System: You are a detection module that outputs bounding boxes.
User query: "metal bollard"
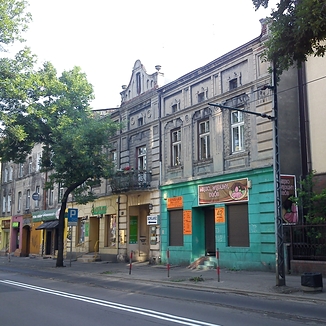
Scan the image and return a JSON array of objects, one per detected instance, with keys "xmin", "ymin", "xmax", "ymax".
[
  {"xmin": 216, "ymin": 248, "xmax": 220, "ymax": 282},
  {"xmin": 167, "ymin": 249, "xmax": 170, "ymax": 278},
  {"xmin": 129, "ymin": 251, "xmax": 133, "ymax": 275}
]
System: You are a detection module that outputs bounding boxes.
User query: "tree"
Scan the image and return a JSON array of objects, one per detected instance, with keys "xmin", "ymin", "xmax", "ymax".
[
  {"xmin": 0, "ymin": 58, "xmax": 119, "ymax": 267},
  {"xmin": 0, "ymin": 0, "xmax": 31, "ymax": 50},
  {"xmin": 253, "ymin": 0, "xmax": 326, "ymax": 76},
  {"xmin": 293, "ymin": 172, "xmax": 326, "ymax": 225}
]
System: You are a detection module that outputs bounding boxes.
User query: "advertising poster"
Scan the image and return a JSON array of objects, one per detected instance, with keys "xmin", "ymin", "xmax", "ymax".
[
  {"xmin": 281, "ymin": 175, "xmax": 298, "ymax": 224},
  {"xmin": 183, "ymin": 210, "xmax": 192, "ymax": 235}
]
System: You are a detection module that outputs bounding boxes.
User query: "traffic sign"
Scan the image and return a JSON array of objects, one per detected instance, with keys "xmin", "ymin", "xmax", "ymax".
[
  {"xmin": 68, "ymin": 208, "xmax": 78, "ymax": 226},
  {"xmin": 32, "ymin": 192, "xmax": 40, "ymax": 201},
  {"xmin": 147, "ymin": 215, "xmax": 159, "ymax": 225}
]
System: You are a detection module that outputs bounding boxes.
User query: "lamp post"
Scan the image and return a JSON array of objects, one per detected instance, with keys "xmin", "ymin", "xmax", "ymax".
[{"xmin": 208, "ymin": 76, "xmax": 286, "ymax": 286}]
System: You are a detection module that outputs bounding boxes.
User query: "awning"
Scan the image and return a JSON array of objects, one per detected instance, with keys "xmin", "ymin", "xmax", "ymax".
[{"xmin": 36, "ymin": 220, "xmax": 59, "ymax": 230}]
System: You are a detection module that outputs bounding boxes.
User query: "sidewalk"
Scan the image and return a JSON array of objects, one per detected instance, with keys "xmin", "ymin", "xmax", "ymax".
[{"xmin": 0, "ymin": 255, "xmax": 325, "ymax": 303}]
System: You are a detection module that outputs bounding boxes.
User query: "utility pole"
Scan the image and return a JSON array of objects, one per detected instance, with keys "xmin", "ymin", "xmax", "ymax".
[
  {"xmin": 272, "ymin": 66, "xmax": 286, "ymax": 286},
  {"xmin": 208, "ymin": 77, "xmax": 286, "ymax": 286}
]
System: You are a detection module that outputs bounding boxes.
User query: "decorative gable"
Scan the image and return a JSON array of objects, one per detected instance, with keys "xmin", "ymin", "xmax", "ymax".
[{"xmin": 120, "ymin": 60, "xmax": 164, "ymax": 104}]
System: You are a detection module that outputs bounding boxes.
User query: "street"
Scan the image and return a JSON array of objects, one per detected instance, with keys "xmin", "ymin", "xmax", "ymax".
[{"xmin": 1, "ymin": 263, "xmax": 326, "ymax": 326}]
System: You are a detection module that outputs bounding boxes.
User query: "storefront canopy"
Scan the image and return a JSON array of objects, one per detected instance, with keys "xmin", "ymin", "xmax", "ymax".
[{"xmin": 36, "ymin": 220, "xmax": 59, "ymax": 230}]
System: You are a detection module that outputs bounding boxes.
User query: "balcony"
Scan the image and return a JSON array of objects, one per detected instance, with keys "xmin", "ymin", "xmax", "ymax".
[{"xmin": 109, "ymin": 170, "xmax": 152, "ymax": 193}]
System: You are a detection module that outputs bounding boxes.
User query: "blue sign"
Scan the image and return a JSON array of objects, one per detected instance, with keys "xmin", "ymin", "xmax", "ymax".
[{"xmin": 68, "ymin": 208, "xmax": 78, "ymax": 223}]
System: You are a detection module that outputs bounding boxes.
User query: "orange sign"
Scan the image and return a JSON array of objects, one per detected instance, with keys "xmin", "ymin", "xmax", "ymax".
[
  {"xmin": 215, "ymin": 207, "xmax": 225, "ymax": 223},
  {"xmin": 167, "ymin": 196, "xmax": 183, "ymax": 209},
  {"xmin": 183, "ymin": 210, "xmax": 192, "ymax": 235}
]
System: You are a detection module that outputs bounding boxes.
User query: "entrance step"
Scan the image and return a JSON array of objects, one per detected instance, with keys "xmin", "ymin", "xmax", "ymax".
[
  {"xmin": 77, "ymin": 253, "xmax": 101, "ymax": 263},
  {"xmin": 188, "ymin": 256, "xmax": 217, "ymax": 270}
]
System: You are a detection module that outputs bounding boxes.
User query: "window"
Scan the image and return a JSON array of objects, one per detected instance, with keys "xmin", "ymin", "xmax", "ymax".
[
  {"xmin": 28, "ymin": 157, "xmax": 32, "ymax": 174},
  {"xmin": 36, "ymin": 152, "xmax": 42, "ymax": 172},
  {"xmin": 169, "ymin": 210, "xmax": 183, "ymax": 246},
  {"xmin": 9, "ymin": 166, "xmax": 13, "ymax": 181},
  {"xmin": 231, "ymin": 110, "xmax": 244, "ymax": 152},
  {"xmin": 18, "ymin": 163, "xmax": 24, "ymax": 178},
  {"xmin": 138, "ymin": 117, "xmax": 143, "ymax": 126},
  {"xmin": 137, "ymin": 146, "xmax": 147, "ymax": 184},
  {"xmin": 137, "ymin": 146, "xmax": 147, "ymax": 171},
  {"xmin": 76, "ymin": 219, "xmax": 85, "ymax": 244},
  {"xmin": 136, "ymin": 72, "xmax": 141, "ymax": 94},
  {"xmin": 172, "ymin": 104, "xmax": 178, "ymax": 113},
  {"xmin": 4, "ymin": 168, "xmax": 8, "ymax": 182},
  {"xmin": 171, "ymin": 129, "xmax": 181, "ymax": 166},
  {"xmin": 17, "ymin": 191, "xmax": 22, "ymax": 212},
  {"xmin": 35, "ymin": 186, "xmax": 40, "ymax": 208},
  {"xmin": 26, "ymin": 189, "xmax": 30, "ymax": 209},
  {"xmin": 111, "ymin": 150, "xmax": 117, "ymax": 171},
  {"xmin": 49, "ymin": 189, "xmax": 54, "ymax": 206},
  {"xmin": 199, "ymin": 120, "xmax": 210, "ymax": 160},
  {"xmin": 7, "ymin": 194, "xmax": 11, "ymax": 213},
  {"xmin": 104, "ymin": 214, "xmax": 117, "ymax": 247},
  {"xmin": 229, "ymin": 78, "xmax": 238, "ymax": 90},
  {"xmin": 58, "ymin": 187, "xmax": 64, "ymax": 202},
  {"xmin": 2, "ymin": 192, "xmax": 5, "ymax": 213},
  {"xmin": 198, "ymin": 92, "xmax": 205, "ymax": 103},
  {"xmin": 227, "ymin": 204, "xmax": 249, "ymax": 247}
]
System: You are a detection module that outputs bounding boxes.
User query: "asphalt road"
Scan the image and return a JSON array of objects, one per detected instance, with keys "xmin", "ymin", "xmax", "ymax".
[{"xmin": 1, "ymin": 264, "xmax": 326, "ymax": 325}]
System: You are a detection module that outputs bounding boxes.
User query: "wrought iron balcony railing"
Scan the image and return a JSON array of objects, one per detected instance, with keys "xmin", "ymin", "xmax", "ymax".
[{"xmin": 109, "ymin": 170, "xmax": 152, "ymax": 193}]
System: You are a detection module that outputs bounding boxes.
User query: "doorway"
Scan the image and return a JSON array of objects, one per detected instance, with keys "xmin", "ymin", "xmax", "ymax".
[
  {"xmin": 89, "ymin": 217, "xmax": 99, "ymax": 253},
  {"xmin": 21, "ymin": 226, "xmax": 30, "ymax": 257},
  {"xmin": 204, "ymin": 207, "xmax": 216, "ymax": 256},
  {"xmin": 45, "ymin": 230, "xmax": 52, "ymax": 255}
]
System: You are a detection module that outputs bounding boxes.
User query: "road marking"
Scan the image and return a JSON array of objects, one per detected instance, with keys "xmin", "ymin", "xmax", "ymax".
[{"xmin": 1, "ymin": 280, "xmax": 221, "ymax": 326}]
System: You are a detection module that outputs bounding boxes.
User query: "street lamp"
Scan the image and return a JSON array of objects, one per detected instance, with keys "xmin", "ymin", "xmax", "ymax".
[{"xmin": 208, "ymin": 74, "xmax": 286, "ymax": 286}]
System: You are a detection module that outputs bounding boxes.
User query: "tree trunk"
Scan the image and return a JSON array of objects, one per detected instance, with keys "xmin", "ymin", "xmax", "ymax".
[
  {"xmin": 56, "ymin": 197, "xmax": 67, "ymax": 267},
  {"xmin": 55, "ymin": 180, "xmax": 88, "ymax": 267}
]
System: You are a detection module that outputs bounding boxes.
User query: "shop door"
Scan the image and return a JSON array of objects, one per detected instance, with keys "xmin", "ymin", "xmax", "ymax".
[
  {"xmin": 21, "ymin": 226, "xmax": 30, "ymax": 257},
  {"xmin": 89, "ymin": 217, "xmax": 99, "ymax": 253},
  {"xmin": 204, "ymin": 207, "xmax": 216, "ymax": 256},
  {"xmin": 45, "ymin": 230, "xmax": 52, "ymax": 255}
]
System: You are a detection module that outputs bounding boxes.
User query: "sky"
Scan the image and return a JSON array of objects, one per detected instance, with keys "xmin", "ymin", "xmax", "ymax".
[{"xmin": 12, "ymin": 0, "xmax": 278, "ymax": 110}]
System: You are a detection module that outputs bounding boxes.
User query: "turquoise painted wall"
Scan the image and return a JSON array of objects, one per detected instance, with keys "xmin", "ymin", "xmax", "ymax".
[{"xmin": 160, "ymin": 166, "xmax": 276, "ymax": 271}]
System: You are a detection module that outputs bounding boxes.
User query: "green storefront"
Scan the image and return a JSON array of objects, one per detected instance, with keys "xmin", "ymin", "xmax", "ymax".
[{"xmin": 160, "ymin": 166, "xmax": 276, "ymax": 271}]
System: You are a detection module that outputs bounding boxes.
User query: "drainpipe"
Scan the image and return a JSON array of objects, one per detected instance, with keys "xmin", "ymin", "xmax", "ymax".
[{"xmin": 297, "ymin": 64, "xmax": 311, "ymax": 178}]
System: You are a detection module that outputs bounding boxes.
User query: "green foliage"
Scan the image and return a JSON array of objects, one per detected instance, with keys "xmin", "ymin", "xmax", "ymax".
[
  {"xmin": 0, "ymin": 34, "xmax": 119, "ymax": 268},
  {"xmin": 253, "ymin": 0, "xmax": 326, "ymax": 76},
  {"xmin": 189, "ymin": 275, "xmax": 204, "ymax": 283},
  {"xmin": 0, "ymin": 0, "xmax": 31, "ymax": 48},
  {"xmin": 294, "ymin": 172, "xmax": 326, "ymax": 225},
  {"xmin": 0, "ymin": 0, "xmax": 120, "ymax": 267}
]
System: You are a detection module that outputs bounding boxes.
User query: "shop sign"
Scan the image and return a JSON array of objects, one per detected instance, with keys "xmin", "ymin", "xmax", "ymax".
[
  {"xmin": 32, "ymin": 209, "xmax": 57, "ymax": 222},
  {"xmin": 91, "ymin": 205, "xmax": 107, "ymax": 215},
  {"xmin": 167, "ymin": 196, "xmax": 183, "ymax": 209},
  {"xmin": 1, "ymin": 220, "xmax": 10, "ymax": 229},
  {"xmin": 198, "ymin": 178, "xmax": 248, "ymax": 205},
  {"xmin": 12, "ymin": 221, "xmax": 20, "ymax": 228}
]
